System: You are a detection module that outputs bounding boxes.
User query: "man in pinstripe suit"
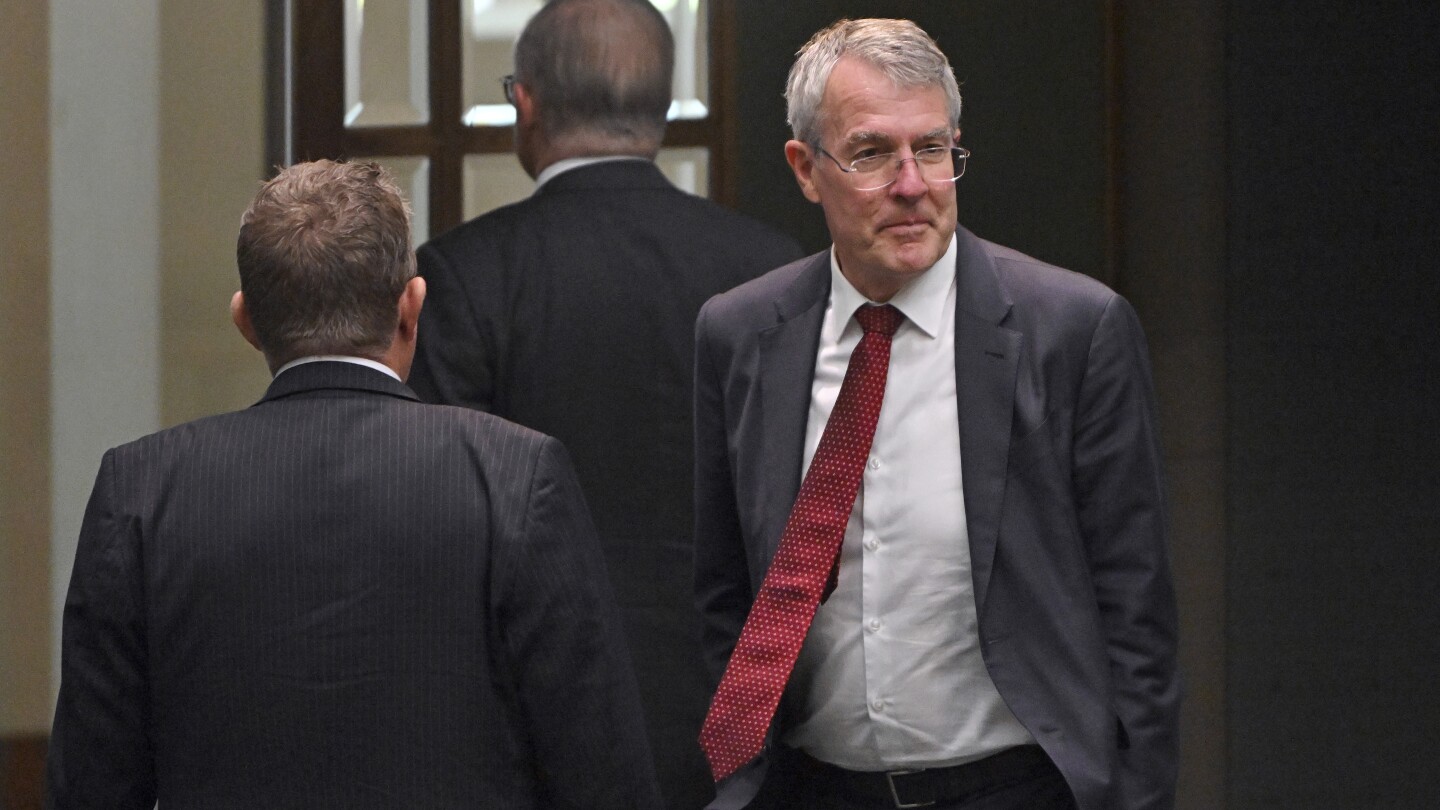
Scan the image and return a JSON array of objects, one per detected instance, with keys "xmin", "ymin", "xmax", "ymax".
[{"xmin": 46, "ymin": 160, "xmax": 662, "ymax": 809}]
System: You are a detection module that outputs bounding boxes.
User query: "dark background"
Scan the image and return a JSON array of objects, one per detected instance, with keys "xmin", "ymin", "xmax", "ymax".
[
  {"xmin": 5, "ymin": 3, "xmax": 1434, "ymax": 808},
  {"xmin": 1224, "ymin": 3, "xmax": 1440, "ymax": 807},
  {"xmin": 727, "ymin": 2, "xmax": 1440, "ymax": 808}
]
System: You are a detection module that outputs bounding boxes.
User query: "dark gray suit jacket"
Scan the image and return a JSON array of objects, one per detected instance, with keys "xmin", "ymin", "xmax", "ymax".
[
  {"xmin": 410, "ymin": 159, "xmax": 803, "ymax": 809},
  {"xmin": 693, "ymin": 227, "xmax": 1180, "ymax": 809},
  {"xmin": 48, "ymin": 361, "xmax": 661, "ymax": 809}
]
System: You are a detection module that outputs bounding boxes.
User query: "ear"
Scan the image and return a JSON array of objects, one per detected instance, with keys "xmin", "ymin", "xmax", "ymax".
[
  {"xmin": 785, "ymin": 139, "xmax": 823, "ymax": 204},
  {"xmin": 387, "ymin": 275, "xmax": 427, "ymax": 382},
  {"xmin": 397, "ymin": 275, "xmax": 426, "ymax": 343},
  {"xmin": 230, "ymin": 291, "xmax": 264, "ymax": 352},
  {"xmin": 513, "ymin": 82, "xmax": 537, "ymax": 130}
]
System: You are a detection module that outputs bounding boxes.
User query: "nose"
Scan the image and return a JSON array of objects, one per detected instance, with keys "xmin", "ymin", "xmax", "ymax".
[{"xmin": 888, "ymin": 154, "xmax": 928, "ymax": 198}]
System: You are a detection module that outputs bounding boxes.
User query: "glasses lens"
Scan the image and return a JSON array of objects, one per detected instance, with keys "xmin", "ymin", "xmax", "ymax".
[
  {"xmin": 840, "ymin": 147, "xmax": 969, "ymax": 191},
  {"xmin": 951, "ymin": 147, "xmax": 969, "ymax": 180}
]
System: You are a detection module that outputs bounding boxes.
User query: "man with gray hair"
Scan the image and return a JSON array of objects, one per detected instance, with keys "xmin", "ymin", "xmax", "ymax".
[
  {"xmin": 410, "ymin": 1, "xmax": 802, "ymax": 806},
  {"xmin": 47, "ymin": 159, "xmax": 662, "ymax": 809},
  {"xmin": 694, "ymin": 19, "xmax": 1179, "ymax": 809}
]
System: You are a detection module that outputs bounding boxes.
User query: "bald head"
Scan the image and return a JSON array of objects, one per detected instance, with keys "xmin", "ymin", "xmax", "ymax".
[{"xmin": 514, "ymin": 0, "xmax": 674, "ymax": 156}]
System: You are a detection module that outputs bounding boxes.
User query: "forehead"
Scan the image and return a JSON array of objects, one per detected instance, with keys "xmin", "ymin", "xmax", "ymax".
[{"xmin": 819, "ymin": 57, "xmax": 952, "ymax": 145}]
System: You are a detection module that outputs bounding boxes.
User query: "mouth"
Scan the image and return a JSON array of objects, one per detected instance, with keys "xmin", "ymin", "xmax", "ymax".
[{"xmin": 881, "ymin": 218, "xmax": 930, "ymax": 235}]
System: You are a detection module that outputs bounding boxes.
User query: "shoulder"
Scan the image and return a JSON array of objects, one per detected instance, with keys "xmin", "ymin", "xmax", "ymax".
[
  {"xmin": 699, "ymin": 251, "xmax": 826, "ymax": 334},
  {"xmin": 384, "ymin": 398, "xmax": 557, "ymax": 462},
  {"xmin": 114, "ymin": 395, "xmax": 554, "ymax": 469},
  {"xmin": 416, "ymin": 404, "xmax": 578, "ymax": 511},
  {"xmin": 420, "ymin": 197, "xmax": 534, "ymax": 263},
  {"xmin": 548, "ymin": 161, "xmax": 803, "ymax": 263},
  {"xmin": 985, "ymin": 238, "xmax": 1115, "ymax": 304},
  {"xmin": 104, "ymin": 408, "xmax": 248, "ymax": 468},
  {"xmin": 961, "ymin": 233, "xmax": 1150, "ymax": 376},
  {"xmin": 963, "ymin": 232, "xmax": 1125, "ymax": 334},
  {"xmin": 665, "ymin": 193, "xmax": 803, "ymax": 257}
]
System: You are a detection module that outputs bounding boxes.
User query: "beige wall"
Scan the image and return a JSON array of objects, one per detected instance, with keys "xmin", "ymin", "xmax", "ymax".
[
  {"xmin": 0, "ymin": 0, "xmax": 265, "ymax": 735},
  {"xmin": 0, "ymin": 0, "xmax": 54, "ymax": 735},
  {"xmin": 159, "ymin": 1, "xmax": 270, "ymax": 425}
]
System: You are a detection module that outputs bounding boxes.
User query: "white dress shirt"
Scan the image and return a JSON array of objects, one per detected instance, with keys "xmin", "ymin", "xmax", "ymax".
[
  {"xmin": 782, "ymin": 235, "xmax": 1034, "ymax": 770},
  {"xmin": 274, "ymin": 355, "xmax": 401, "ymax": 382}
]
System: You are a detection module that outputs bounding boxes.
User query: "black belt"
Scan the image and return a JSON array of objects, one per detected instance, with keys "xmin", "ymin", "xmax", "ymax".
[{"xmin": 790, "ymin": 745, "xmax": 1055, "ymax": 809}]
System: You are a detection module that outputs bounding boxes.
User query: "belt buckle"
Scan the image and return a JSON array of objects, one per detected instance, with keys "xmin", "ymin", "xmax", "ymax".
[{"xmin": 884, "ymin": 769, "xmax": 936, "ymax": 809}]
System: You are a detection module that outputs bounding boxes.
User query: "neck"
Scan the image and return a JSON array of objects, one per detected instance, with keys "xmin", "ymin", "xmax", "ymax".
[{"xmin": 533, "ymin": 133, "xmax": 658, "ymax": 175}]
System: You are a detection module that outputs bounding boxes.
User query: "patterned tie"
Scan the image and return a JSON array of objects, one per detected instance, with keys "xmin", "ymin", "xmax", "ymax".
[{"xmin": 699, "ymin": 303, "xmax": 902, "ymax": 782}]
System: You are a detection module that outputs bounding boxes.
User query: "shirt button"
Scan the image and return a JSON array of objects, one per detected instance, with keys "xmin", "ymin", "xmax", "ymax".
[
  {"xmin": 868, "ymin": 457, "xmax": 881, "ymax": 470},
  {"xmin": 871, "ymin": 699, "xmax": 884, "ymax": 712},
  {"xmin": 867, "ymin": 618, "xmax": 881, "ymax": 632},
  {"xmin": 864, "ymin": 538, "xmax": 879, "ymax": 551}
]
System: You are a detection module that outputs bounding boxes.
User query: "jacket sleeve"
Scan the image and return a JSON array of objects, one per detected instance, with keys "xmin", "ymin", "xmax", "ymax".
[
  {"xmin": 47, "ymin": 450, "xmax": 157, "ymax": 810},
  {"xmin": 691, "ymin": 299, "xmax": 754, "ymax": 688},
  {"xmin": 691, "ymin": 301, "xmax": 774, "ymax": 810},
  {"xmin": 494, "ymin": 436, "xmax": 663, "ymax": 810},
  {"xmin": 409, "ymin": 241, "xmax": 496, "ymax": 410},
  {"xmin": 1072, "ymin": 295, "xmax": 1181, "ymax": 809}
]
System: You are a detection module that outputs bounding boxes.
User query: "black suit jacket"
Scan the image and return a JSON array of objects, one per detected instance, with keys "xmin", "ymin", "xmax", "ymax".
[
  {"xmin": 694, "ymin": 228, "xmax": 1180, "ymax": 809},
  {"xmin": 48, "ymin": 361, "xmax": 661, "ymax": 809},
  {"xmin": 410, "ymin": 159, "xmax": 803, "ymax": 808}
]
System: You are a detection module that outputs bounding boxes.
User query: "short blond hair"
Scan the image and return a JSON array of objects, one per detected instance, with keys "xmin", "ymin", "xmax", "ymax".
[{"xmin": 236, "ymin": 160, "xmax": 414, "ymax": 366}]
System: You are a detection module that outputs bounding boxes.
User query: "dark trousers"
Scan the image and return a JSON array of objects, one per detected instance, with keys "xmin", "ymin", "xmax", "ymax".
[{"xmin": 752, "ymin": 745, "xmax": 1077, "ymax": 810}]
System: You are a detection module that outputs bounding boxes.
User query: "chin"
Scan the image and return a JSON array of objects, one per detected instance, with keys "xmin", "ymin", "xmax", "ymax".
[{"xmin": 889, "ymin": 242, "xmax": 945, "ymax": 274}]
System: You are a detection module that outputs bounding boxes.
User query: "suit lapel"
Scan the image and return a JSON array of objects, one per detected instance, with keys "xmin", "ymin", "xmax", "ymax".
[
  {"xmin": 952, "ymin": 228, "xmax": 1020, "ymax": 613},
  {"xmin": 756, "ymin": 254, "xmax": 830, "ymax": 566}
]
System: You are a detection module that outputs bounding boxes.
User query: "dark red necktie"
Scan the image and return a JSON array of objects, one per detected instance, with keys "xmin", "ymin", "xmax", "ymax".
[{"xmin": 699, "ymin": 303, "xmax": 902, "ymax": 781}]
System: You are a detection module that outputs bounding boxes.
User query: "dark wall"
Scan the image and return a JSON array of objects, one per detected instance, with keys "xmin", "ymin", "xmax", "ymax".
[
  {"xmin": 732, "ymin": 2, "xmax": 1109, "ymax": 280},
  {"xmin": 1225, "ymin": 4, "xmax": 1440, "ymax": 808}
]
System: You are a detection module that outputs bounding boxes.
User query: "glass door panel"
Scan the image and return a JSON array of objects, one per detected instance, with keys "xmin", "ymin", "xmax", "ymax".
[
  {"xmin": 281, "ymin": 0, "xmax": 734, "ymax": 237},
  {"xmin": 462, "ymin": 153, "xmax": 534, "ymax": 221},
  {"xmin": 656, "ymin": 147, "xmax": 709, "ymax": 196},
  {"xmin": 344, "ymin": 0, "xmax": 430, "ymax": 127},
  {"xmin": 460, "ymin": 0, "xmax": 540, "ymax": 127},
  {"xmin": 655, "ymin": 0, "xmax": 708, "ymax": 120},
  {"xmin": 358, "ymin": 155, "xmax": 432, "ymax": 243}
]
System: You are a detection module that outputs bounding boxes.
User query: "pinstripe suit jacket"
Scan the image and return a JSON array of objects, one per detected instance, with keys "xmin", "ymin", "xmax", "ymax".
[{"xmin": 47, "ymin": 361, "xmax": 662, "ymax": 809}]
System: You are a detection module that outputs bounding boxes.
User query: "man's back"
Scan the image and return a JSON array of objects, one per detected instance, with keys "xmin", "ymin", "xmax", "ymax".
[
  {"xmin": 410, "ymin": 160, "xmax": 803, "ymax": 806},
  {"xmin": 48, "ymin": 362, "xmax": 659, "ymax": 809}
]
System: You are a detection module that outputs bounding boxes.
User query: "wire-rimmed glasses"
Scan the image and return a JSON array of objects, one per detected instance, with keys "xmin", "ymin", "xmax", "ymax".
[{"xmin": 817, "ymin": 145, "xmax": 971, "ymax": 191}]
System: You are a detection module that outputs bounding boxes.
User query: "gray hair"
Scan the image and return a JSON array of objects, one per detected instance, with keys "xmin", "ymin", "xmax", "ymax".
[
  {"xmin": 514, "ymin": 0, "xmax": 674, "ymax": 150},
  {"xmin": 785, "ymin": 18, "xmax": 963, "ymax": 147},
  {"xmin": 236, "ymin": 159, "xmax": 415, "ymax": 367}
]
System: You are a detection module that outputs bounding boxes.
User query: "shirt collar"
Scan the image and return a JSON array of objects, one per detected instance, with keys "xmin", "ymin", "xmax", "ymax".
[
  {"xmin": 274, "ymin": 355, "xmax": 401, "ymax": 382},
  {"xmin": 533, "ymin": 155, "xmax": 649, "ymax": 193},
  {"xmin": 827, "ymin": 233, "xmax": 957, "ymax": 338}
]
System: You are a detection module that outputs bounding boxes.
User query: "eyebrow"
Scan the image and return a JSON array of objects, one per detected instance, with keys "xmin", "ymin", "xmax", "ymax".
[{"xmin": 841, "ymin": 127, "xmax": 954, "ymax": 149}]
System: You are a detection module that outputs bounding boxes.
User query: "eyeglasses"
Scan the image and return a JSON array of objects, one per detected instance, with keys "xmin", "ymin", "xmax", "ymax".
[
  {"xmin": 501, "ymin": 74, "xmax": 517, "ymax": 105},
  {"xmin": 817, "ymin": 145, "xmax": 971, "ymax": 191}
]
